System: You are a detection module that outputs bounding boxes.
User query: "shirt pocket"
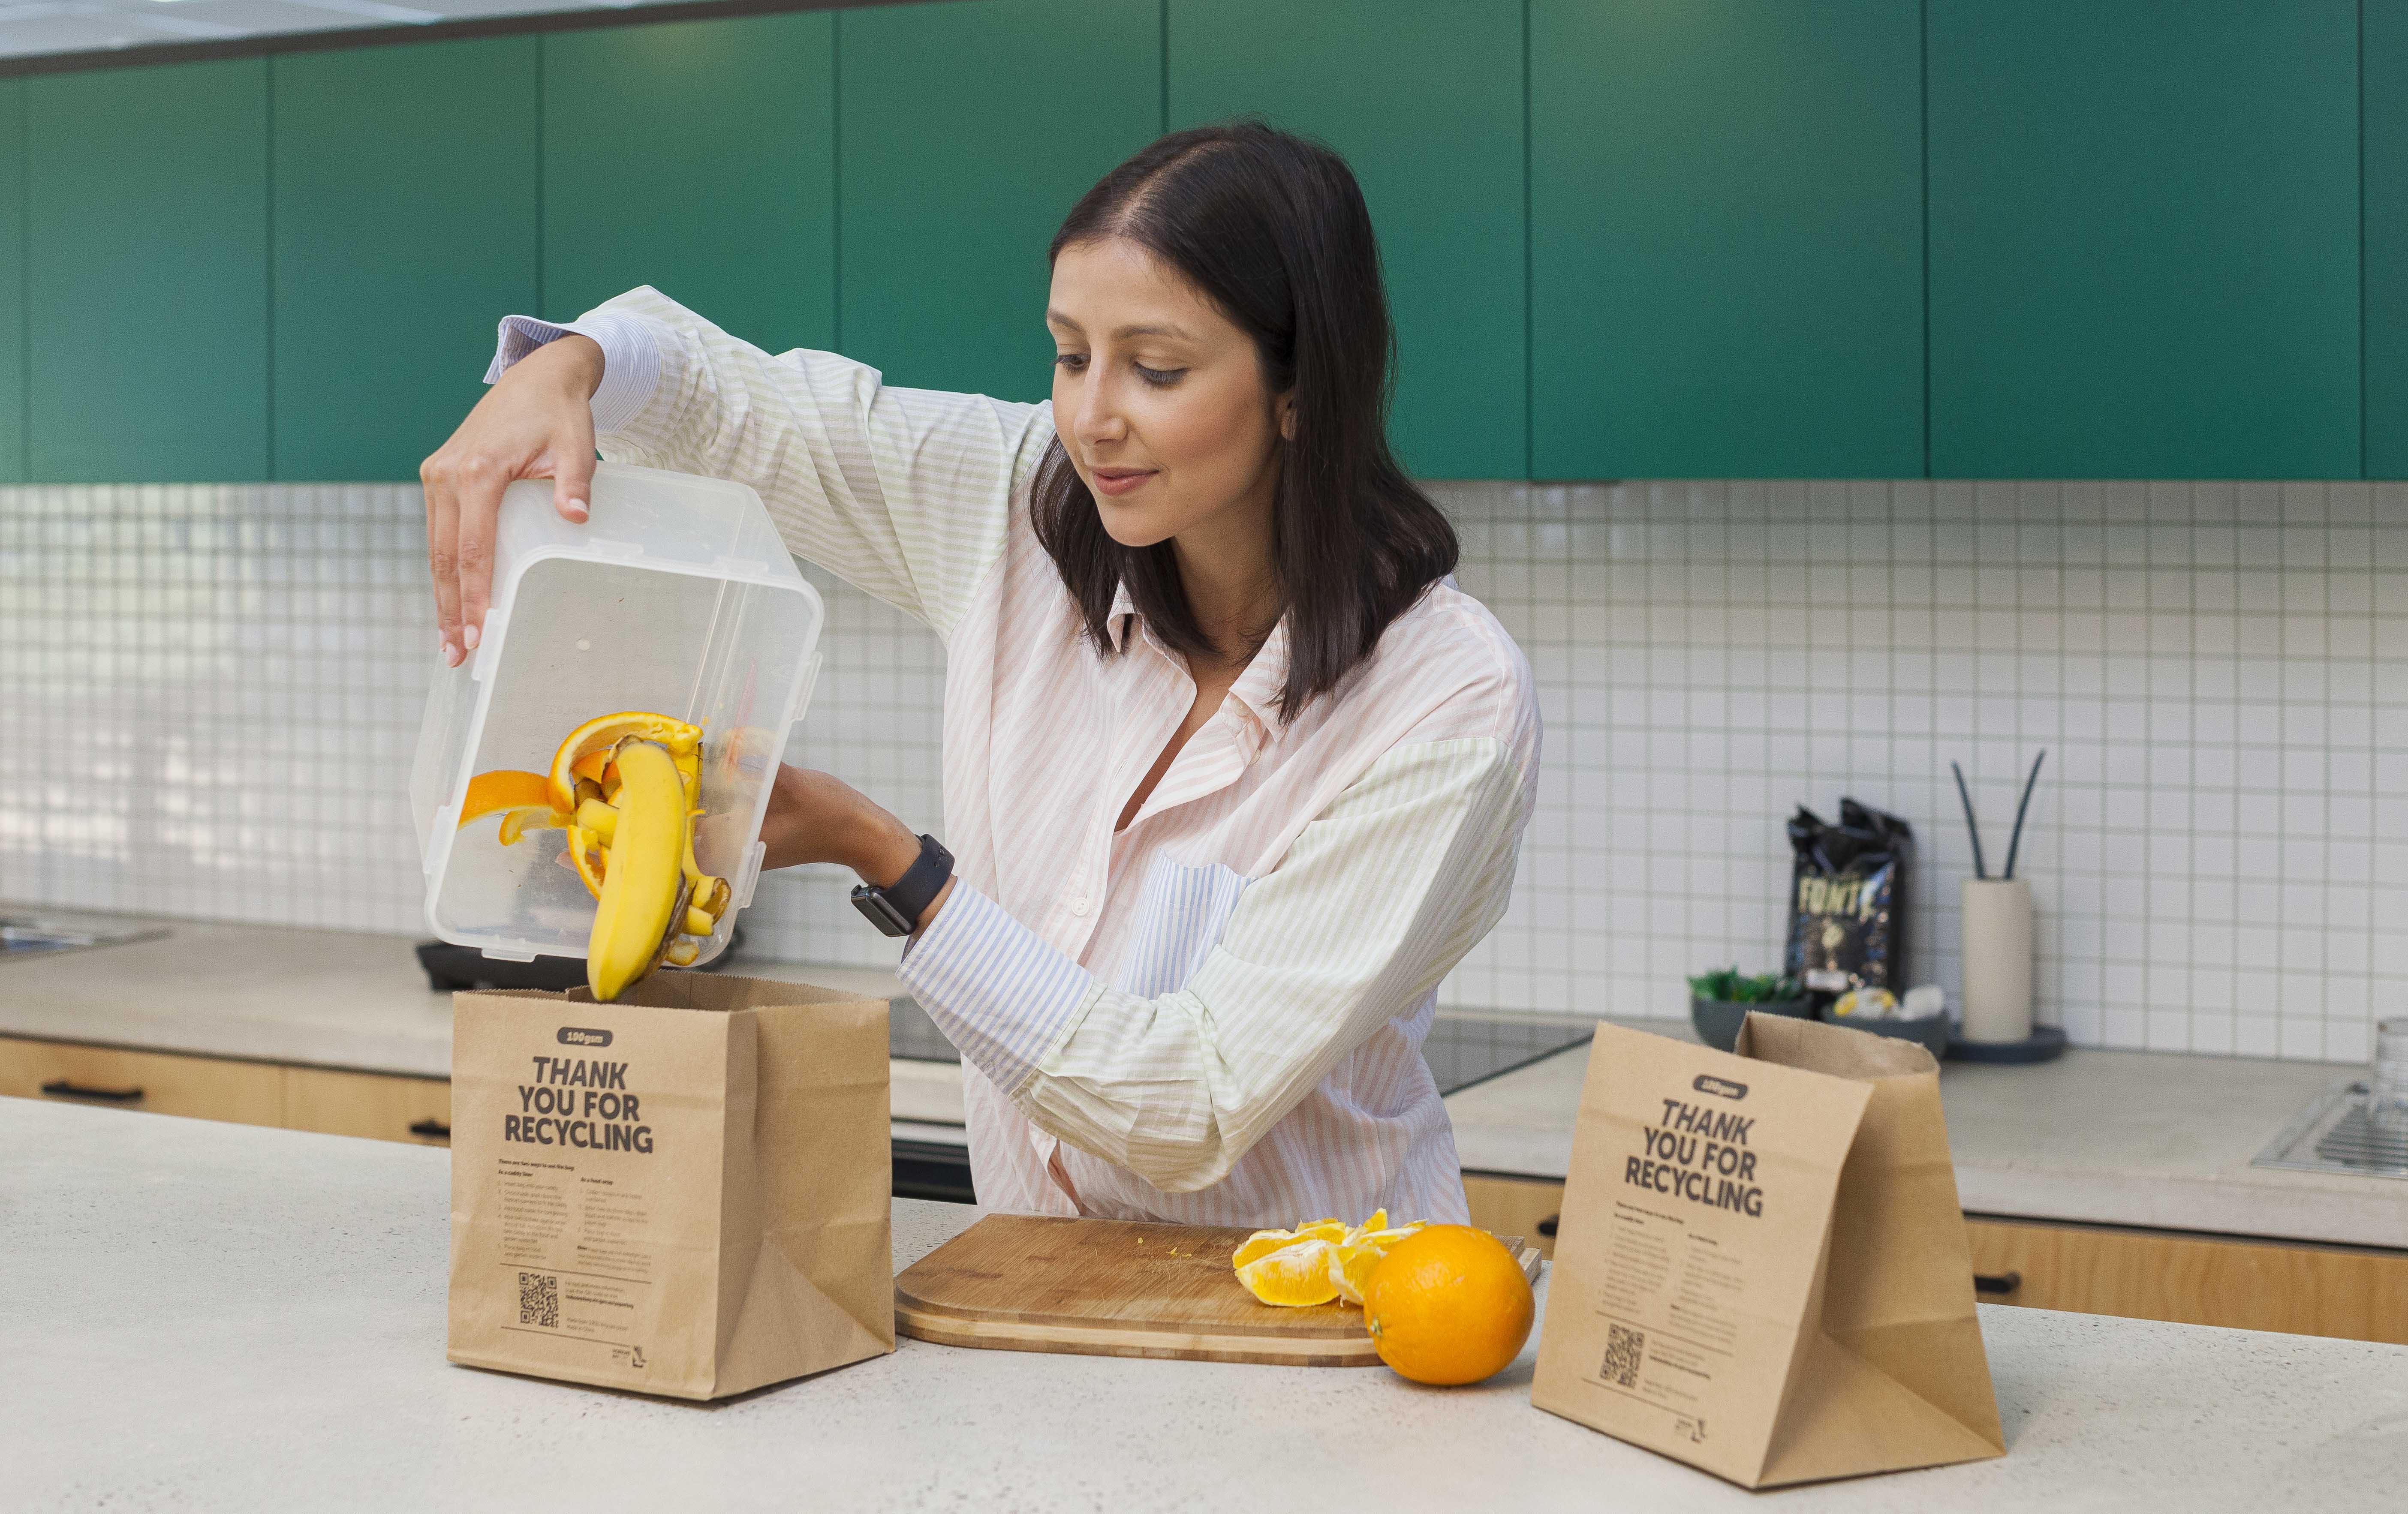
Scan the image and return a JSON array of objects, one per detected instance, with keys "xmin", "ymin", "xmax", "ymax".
[{"xmin": 1111, "ymin": 857, "xmax": 1252, "ymax": 997}]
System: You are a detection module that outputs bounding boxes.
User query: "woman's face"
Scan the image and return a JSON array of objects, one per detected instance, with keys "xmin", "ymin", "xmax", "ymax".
[{"xmin": 1047, "ymin": 236, "xmax": 1291, "ymax": 550}]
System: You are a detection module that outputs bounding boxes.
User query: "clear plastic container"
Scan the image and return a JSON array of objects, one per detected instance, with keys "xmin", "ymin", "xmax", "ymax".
[{"xmin": 410, "ymin": 462, "xmax": 822, "ymax": 965}]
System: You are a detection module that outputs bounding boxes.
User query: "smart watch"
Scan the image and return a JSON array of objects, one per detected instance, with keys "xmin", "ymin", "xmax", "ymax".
[{"xmin": 850, "ymin": 833, "xmax": 953, "ymax": 937}]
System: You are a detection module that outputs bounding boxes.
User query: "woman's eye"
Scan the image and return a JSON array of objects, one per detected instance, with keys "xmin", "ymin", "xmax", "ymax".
[
  {"xmin": 1134, "ymin": 363, "xmax": 1185, "ymax": 387},
  {"xmin": 1053, "ymin": 353, "xmax": 1088, "ymax": 372}
]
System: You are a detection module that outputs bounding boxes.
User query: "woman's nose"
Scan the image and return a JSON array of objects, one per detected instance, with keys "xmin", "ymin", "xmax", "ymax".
[{"xmin": 1072, "ymin": 378, "xmax": 1126, "ymax": 448}]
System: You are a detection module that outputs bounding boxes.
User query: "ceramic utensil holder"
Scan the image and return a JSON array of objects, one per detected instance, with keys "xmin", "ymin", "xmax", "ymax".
[{"xmin": 1960, "ymin": 877, "xmax": 2034, "ymax": 1044}]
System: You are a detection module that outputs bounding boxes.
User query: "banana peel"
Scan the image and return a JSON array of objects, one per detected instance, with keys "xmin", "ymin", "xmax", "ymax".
[
  {"xmin": 585, "ymin": 740, "xmax": 700, "ymax": 1000},
  {"xmin": 459, "ymin": 711, "xmax": 730, "ymax": 1002}
]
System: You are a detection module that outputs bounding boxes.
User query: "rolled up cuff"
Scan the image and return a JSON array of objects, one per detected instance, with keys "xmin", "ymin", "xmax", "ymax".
[{"xmin": 483, "ymin": 310, "xmax": 662, "ymax": 435}]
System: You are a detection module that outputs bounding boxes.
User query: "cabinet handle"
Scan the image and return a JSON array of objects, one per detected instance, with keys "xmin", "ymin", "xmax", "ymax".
[
  {"xmin": 41, "ymin": 1077, "xmax": 144, "ymax": 1104},
  {"xmin": 1536, "ymin": 1215, "xmax": 1559, "ymax": 1238},
  {"xmin": 1974, "ymin": 1271, "xmax": 2022, "ymax": 1295},
  {"xmin": 408, "ymin": 1118, "xmax": 451, "ymax": 1140}
]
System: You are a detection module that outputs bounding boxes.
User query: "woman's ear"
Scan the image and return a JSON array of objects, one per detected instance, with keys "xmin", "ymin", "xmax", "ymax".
[{"xmin": 1276, "ymin": 391, "xmax": 1297, "ymax": 442}]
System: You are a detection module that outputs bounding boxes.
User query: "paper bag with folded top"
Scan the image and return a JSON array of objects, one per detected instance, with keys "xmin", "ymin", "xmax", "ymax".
[
  {"xmin": 1532, "ymin": 1014, "xmax": 2003, "ymax": 1488},
  {"xmin": 446, "ymin": 973, "xmax": 895, "ymax": 1400}
]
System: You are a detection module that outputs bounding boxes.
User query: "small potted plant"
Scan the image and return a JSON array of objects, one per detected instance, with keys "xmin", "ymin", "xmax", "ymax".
[{"xmin": 1687, "ymin": 967, "xmax": 1811, "ymax": 1052}]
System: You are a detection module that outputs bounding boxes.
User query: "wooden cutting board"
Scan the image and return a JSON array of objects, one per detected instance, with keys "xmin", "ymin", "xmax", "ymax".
[{"xmin": 894, "ymin": 1214, "xmax": 1541, "ymax": 1367}]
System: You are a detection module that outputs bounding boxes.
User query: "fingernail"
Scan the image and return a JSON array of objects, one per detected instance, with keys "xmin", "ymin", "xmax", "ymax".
[
  {"xmin": 566, "ymin": 499, "xmax": 588, "ymax": 521},
  {"xmin": 462, "ymin": 623, "xmax": 481, "ymax": 651},
  {"xmin": 443, "ymin": 640, "xmax": 461, "ymax": 668}
]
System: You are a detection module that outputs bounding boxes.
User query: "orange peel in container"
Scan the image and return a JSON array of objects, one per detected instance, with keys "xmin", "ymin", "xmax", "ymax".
[
  {"xmin": 464, "ymin": 711, "xmax": 727, "ymax": 1001},
  {"xmin": 547, "ymin": 711, "xmax": 702, "ymax": 816}
]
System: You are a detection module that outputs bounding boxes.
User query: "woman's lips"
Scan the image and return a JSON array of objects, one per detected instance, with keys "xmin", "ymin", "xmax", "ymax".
[{"xmin": 1090, "ymin": 468, "xmax": 1156, "ymax": 498}]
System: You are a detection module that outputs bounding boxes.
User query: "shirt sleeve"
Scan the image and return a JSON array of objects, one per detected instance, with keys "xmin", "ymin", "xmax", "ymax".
[
  {"xmin": 483, "ymin": 285, "xmax": 1051, "ymax": 641},
  {"xmin": 895, "ymin": 735, "xmax": 1532, "ymax": 1194}
]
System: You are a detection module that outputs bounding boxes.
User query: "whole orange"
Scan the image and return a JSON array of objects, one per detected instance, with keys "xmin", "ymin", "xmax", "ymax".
[{"xmin": 1361, "ymin": 1225, "xmax": 1534, "ymax": 1386}]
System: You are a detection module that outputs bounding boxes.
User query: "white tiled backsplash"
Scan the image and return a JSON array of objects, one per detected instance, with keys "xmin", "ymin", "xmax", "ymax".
[{"xmin": 4, "ymin": 478, "xmax": 2402, "ymax": 1064}]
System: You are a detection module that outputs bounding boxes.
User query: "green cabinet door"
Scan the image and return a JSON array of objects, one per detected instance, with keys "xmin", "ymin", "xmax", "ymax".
[
  {"xmin": 839, "ymin": 0, "xmax": 1161, "ymax": 403},
  {"xmin": 29, "ymin": 60, "xmax": 268, "ymax": 483},
  {"xmin": 1531, "ymin": 0, "xmax": 1923, "ymax": 481},
  {"xmin": 1169, "ymin": 0, "xmax": 1525, "ymax": 480},
  {"xmin": 0, "ymin": 81, "xmax": 25, "ymax": 484},
  {"xmin": 545, "ymin": 12, "xmax": 836, "ymax": 357},
  {"xmin": 1929, "ymin": 0, "xmax": 2359, "ymax": 480},
  {"xmin": 2369, "ymin": 1, "xmax": 2408, "ymax": 480},
  {"xmin": 273, "ymin": 39, "xmax": 539, "ymax": 483}
]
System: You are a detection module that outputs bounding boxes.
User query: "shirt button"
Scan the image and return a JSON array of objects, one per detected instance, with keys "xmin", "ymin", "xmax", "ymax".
[{"xmin": 1066, "ymin": 894, "xmax": 1091, "ymax": 917}]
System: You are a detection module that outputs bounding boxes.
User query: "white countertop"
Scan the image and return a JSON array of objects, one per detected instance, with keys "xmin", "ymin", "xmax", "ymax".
[
  {"xmin": 8, "ymin": 907, "xmax": 2402, "ymax": 1249},
  {"xmin": 8, "ymin": 1097, "xmax": 2402, "ymax": 1513},
  {"xmin": 1445, "ymin": 1021, "xmax": 2408, "ymax": 1250}
]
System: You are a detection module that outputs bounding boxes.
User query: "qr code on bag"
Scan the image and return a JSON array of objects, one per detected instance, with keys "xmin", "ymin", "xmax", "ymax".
[
  {"xmin": 1601, "ymin": 1323, "xmax": 1645, "ymax": 1387},
  {"xmin": 518, "ymin": 1271, "xmax": 560, "ymax": 1328}
]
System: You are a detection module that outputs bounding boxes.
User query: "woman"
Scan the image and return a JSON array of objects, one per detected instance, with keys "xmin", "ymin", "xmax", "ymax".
[{"xmin": 422, "ymin": 124, "xmax": 1538, "ymax": 1226}]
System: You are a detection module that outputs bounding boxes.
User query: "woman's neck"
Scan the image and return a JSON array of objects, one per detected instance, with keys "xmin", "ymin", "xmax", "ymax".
[{"xmin": 1171, "ymin": 512, "xmax": 1281, "ymax": 672}]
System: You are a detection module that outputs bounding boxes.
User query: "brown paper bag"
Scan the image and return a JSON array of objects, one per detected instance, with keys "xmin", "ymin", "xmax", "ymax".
[
  {"xmin": 446, "ymin": 973, "xmax": 895, "ymax": 1400},
  {"xmin": 1532, "ymin": 1014, "xmax": 2004, "ymax": 1487}
]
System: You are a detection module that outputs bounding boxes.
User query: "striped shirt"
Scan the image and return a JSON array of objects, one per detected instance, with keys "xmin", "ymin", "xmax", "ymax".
[{"xmin": 489, "ymin": 288, "xmax": 1541, "ymax": 1227}]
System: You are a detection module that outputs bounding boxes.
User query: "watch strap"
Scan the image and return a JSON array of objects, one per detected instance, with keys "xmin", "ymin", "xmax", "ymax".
[{"xmin": 850, "ymin": 834, "xmax": 952, "ymax": 937}]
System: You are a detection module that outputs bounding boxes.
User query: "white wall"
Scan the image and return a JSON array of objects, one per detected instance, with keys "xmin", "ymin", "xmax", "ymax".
[{"xmin": 4, "ymin": 476, "xmax": 2399, "ymax": 1063}]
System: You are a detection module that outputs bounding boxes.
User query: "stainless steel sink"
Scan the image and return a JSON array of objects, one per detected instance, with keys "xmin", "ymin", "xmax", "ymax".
[
  {"xmin": 2253, "ymin": 1081, "xmax": 2408, "ymax": 1181},
  {"xmin": 0, "ymin": 916, "xmax": 168, "ymax": 961}
]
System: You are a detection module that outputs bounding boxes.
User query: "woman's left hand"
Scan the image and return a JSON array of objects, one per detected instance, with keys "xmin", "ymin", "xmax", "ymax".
[{"xmin": 758, "ymin": 763, "xmax": 931, "ymax": 898}]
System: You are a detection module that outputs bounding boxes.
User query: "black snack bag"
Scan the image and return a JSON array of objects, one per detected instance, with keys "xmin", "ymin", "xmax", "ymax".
[{"xmin": 1784, "ymin": 799, "xmax": 1914, "ymax": 1010}]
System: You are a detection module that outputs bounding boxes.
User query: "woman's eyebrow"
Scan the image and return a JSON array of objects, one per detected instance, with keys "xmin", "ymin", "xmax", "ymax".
[{"xmin": 1113, "ymin": 322, "xmax": 1192, "ymax": 340}]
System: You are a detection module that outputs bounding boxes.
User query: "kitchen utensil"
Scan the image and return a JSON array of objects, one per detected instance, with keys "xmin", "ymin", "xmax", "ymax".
[
  {"xmin": 1692, "ymin": 994, "xmax": 1812, "ymax": 1052},
  {"xmin": 1950, "ymin": 750, "xmax": 2046, "ymax": 881},
  {"xmin": 893, "ymin": 1214, "xmax": 1540, "ymax": 1367},
  {"xmin": 1960, "ymin": 877, "xmax": 2034, "ymax": 1043},
  {"xmin": 410, "ymin": 463, "xmax": 823, "ymax": 971}
]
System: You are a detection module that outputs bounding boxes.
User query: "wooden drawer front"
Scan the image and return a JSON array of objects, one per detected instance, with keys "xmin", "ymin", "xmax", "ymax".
[
  {"xmin": 282, "ymin": 1066, "xmax": 451, "ymax": 1146},
  {"xmin": 1967, "ymin": 1216, "xmax": 2408, "ymax": 1346},
  {"xmin": 1463, "ymin": 1174, "xmax": 1564, "ymax": 1260},
  {"xmin": 0, "ymin": 1036, "xmax": 283, "ymax": 1127}
]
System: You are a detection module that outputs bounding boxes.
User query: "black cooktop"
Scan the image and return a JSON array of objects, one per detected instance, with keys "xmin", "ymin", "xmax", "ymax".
[{"xmin": 889, "ymin": 997, "xmax": 1591, "ymax": 1096}]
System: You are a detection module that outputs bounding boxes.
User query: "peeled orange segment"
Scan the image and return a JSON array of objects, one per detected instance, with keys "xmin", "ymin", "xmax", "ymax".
[
  {"xmin": 458, "ymin": 769, "xmax": 554, "ymax": 827},
  {"xmin": 548, "ymin": 712, "xmax": 702, "ymax": 815},
  {"xmin": 1288, "ymin": 1220, "xmax": 1348, "ymax": 1245},
  {"xmin": 1232, "ymin": 1230, "xmax": 1302, "ymax": 1269},
  {"xmin": 1333, "ymin": 1241, "xmax": 1389, "ymax": 1306},
  {"xmin": 1236, "ymin": 1239, "xmax": 1340, "ymax": 1307}
]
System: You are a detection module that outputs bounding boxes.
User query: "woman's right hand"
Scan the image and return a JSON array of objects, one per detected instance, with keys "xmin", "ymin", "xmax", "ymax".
[{"xmin": 418, "ymin": 333, "xmax": 607, "ymax": 667}]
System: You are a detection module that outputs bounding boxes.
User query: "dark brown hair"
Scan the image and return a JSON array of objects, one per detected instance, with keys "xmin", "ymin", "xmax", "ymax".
[{"xmin": 1032, "ymin": 121, "xmax": 1459, "ymax": 721}]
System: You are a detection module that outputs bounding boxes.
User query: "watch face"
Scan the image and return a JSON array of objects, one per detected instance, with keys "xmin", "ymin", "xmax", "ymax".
[{"xmin": 851, "ymin": 888, "xmax": 914, "ymax": 937}]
